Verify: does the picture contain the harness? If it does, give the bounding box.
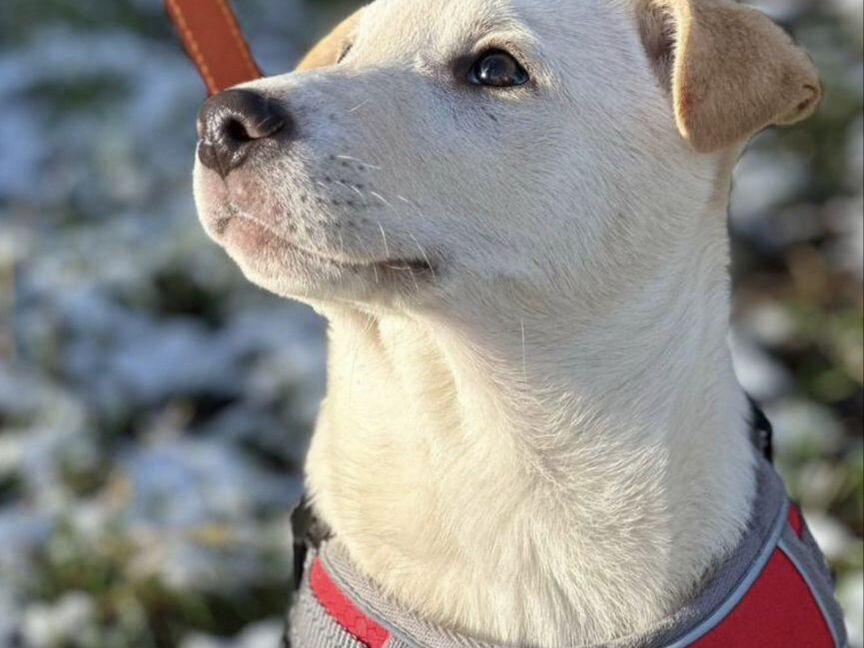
[285,407,847,648]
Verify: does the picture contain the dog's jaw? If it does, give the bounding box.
[306,185,757,647]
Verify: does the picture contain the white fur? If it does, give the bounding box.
[193,0,759,645]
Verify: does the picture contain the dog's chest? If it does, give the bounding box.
[286,459,846,648]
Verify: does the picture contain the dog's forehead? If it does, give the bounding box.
[354,0,612,59]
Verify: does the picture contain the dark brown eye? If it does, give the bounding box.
[468,50,529,87]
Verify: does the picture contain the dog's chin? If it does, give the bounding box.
[201,209,434,303]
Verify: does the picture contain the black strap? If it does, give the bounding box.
[749,396,774,464]
[290,494,331,590]
[284,495,332,647]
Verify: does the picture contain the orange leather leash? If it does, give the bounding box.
[165,0,263,95]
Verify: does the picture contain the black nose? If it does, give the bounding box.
[197,89,292,178]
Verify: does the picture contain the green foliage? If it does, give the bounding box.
[0,0,860,645]
[29,523,291,648]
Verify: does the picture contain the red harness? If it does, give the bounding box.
[685,506,835,648]
[305,505,840,648]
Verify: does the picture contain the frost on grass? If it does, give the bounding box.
[0,0,861,647]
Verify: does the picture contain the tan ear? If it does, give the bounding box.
[640,0,821,152]
[296,8,365,71]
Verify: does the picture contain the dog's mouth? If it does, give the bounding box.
[195,166,438,297]
[214,207,435,278]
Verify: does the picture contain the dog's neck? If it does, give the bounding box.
[306,190,757,647]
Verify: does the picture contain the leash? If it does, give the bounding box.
[164,0,262,95]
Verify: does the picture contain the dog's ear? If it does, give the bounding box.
[638,0,821,152]
[296,8,365,71]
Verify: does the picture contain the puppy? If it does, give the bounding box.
[192,1,845,646]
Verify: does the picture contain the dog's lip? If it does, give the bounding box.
[218,212,434,274]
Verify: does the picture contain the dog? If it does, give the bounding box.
[191,1,847,646]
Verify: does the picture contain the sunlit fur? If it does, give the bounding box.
[192,0,819,645]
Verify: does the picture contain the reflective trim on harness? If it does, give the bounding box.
[310,558,392,648]
[779,538,846,648]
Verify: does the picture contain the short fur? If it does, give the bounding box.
[193,1,820,645]
[297,9,365,71]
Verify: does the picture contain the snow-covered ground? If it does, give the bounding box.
[1,1,861,646]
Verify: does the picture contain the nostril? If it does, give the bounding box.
[225,118,253,144]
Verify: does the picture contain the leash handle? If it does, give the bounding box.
[165,0,262,95]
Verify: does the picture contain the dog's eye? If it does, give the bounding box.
[468,50,529,88]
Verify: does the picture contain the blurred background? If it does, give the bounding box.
[0,0,861,646]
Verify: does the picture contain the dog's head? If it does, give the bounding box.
[193,0,819,313]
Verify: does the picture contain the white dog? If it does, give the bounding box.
[192,1,846,646]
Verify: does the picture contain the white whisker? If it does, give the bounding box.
[348,313,377,408]
[336,180,365,201]
[407,266,420,291]
[347,99,371,113]
[369,190,393,210]
[521,319,528,384]
[408,233,437,281]
[336,154,382,170]
[374,218,391,257]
